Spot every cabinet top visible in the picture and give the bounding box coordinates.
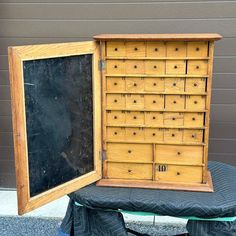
[94,34,222,41]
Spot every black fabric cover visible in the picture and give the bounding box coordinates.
[60,161,236,235]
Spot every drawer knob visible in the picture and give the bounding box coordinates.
[192,117,196,121]
[134,47,138,51]
[128,150,132,153]
[153,83,157,86]
[133,100,137,103]
[114,48,118,51]
[114,116,117,119]
[172,117,176,120]
[194,101,198,104]
[155,48,159,52]
[177,172,180,175]
[128,169,132,173]
[153,116,156,120]
[173,83,177,86]
[173,100,177,104]
[196,47,200,51]
[152,133,156,136]
[196,66,199,69]
[134,83,137,87]
[174,65,178,69]
[175,48,179,51]
[114,82,117,86]
[114,99,118,103]
[153,100,156,104]
[134,65,137,69]
[172,133,175,137]
[114,65,118,68]
[177,151,181,155]
[153,65,157,69]
[133,132,137,135]
[114,132,117,135]
[194,83,198,87]
[192,134,196,138]
[133,116,137,119]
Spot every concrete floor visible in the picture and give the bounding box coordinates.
[0,190,187,235]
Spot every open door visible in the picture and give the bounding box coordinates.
[8,41,102,215]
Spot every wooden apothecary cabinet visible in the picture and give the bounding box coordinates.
[9,34,222,214]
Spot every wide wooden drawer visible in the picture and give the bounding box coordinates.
[155,164,203,183]
[107,162,153,180]
[106,143,153,162]
[155,145,203,165]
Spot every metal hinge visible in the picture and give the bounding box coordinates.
[98,59,106,71]
[100,150,106,161]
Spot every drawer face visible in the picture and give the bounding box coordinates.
[107,94,126,109]
[126,128,144,141]
[146,42,166,57]
[165,78,185,92]
[165,95,185,110]
[187,42,208,57]
[145,128,163,142]
[126,95,144,109]
[107,163,153,180]
[163,112,184,126]
[155,165,202,183]
[107,111,126,125]
[126,60,145,74]
[186,96,206,110]
[107,60,125,74]
[126,42,146,57]
[126,77,144,92]
[183,129,203,143]
[145,60,165,74]
[164,129,183,142]
[106,77,125,91]
[126,111,144,125]
[187,60,208,75]
[185,78,206,93]
[166,60,186,75]
[184,113,204,127]
[107,127,125,140]
[107,143,153,162]
[145,112,163,126]
[166,42,187,57]
[144,78,165,92]
[155,145,203,165]
[107,41,126,57]
[145,95,164,109]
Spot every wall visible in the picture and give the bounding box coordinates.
[0,0,236,188]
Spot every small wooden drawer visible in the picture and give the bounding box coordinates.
[145,128,163,142]
[126,60,144,74]
[155,164,202,183]
[166,42,187,57]
[164,129,183,142]
[186,96,206,110]
[185,78,206,93]
[126,94,144,109]
[165,95,185,110]
[145,60,165,75]
[106,77,125,91]
[163,112,184,126]
[146,42,166,57]
[145,112,164,126]
[187,60,208,75]
[107,110,126,125]
[107,163,153,180]
[106,41,126,57]
[106,60,125,74]
[183,129,203,143]
[144,78,165,92]
[187,42,208,57]
[144,95,164,109]
[107,94,125,109]
[166,60,186,75]
[126,111,144,125]
[125,128,144,141]
[107,127,125,140]
[126,42,146,57]
[155,145,203,165]
[106,143,153,162]
[184,113,204,127]
[126,77,144,92]
[165,78,185,92]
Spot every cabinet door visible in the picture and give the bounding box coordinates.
[9,41,102,214]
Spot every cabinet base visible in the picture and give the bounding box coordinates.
[96,171,214,192]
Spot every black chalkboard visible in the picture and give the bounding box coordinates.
[23,54,94,197]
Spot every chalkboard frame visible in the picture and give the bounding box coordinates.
[8,41,102,215]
